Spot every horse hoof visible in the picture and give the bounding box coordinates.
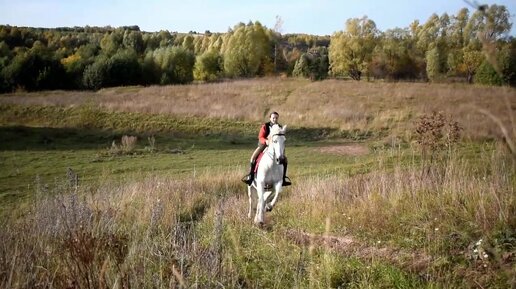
[265,204,273,212]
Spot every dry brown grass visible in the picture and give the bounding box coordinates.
[1,78,514,141]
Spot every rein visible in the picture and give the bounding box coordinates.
[265,133,285,160]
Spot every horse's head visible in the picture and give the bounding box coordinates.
[269,124,287,165]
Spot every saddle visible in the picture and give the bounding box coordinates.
[254,152,265,173]
[253,152,275,190]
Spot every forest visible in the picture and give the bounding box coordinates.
[0,4,514,92]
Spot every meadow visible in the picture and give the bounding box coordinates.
[0,78,514,288]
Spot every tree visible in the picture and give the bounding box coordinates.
[416,14,440,52]
[123,30,144,54]
[292,54,310,78]
[473,5,512,78]
[193,50,223,82]
[83,55,110,89]
[273,15,284,73]
[2,44,65,91]
[450,8,469,48]
[107,49,141,87]
[461,47,484,83]
[100,30,123,56]
[426,47,442,81]
[329,17,378,80]
[142,51,160,84]
[223,21,272,77]
[498,41,516,86]
[478,5,512,42]
[292,47,328,80]
[474,59,503,85]
[182,35,194,52]
[150,46,195,84]
[370,28,419,80]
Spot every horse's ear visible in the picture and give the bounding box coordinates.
[282,125,287,132]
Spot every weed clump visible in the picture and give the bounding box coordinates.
[109,135,138,155]
[414,111,462,175]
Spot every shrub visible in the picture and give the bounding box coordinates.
[474,60,504,86]
[414,111,462,175]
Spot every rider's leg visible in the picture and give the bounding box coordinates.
[283,157,291,186]
[242,143,266,185]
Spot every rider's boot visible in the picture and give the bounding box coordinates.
[282,161,292,186]
[242,161,256,185]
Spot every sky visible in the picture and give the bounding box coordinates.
[1,0,515,36]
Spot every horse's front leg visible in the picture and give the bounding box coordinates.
[266,182,283,212]
[247,185,253,219]
[254,183,265,225]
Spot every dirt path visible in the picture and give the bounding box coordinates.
[284,229,433,274]
[316,144,369,156]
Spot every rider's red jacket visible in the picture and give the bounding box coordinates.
[258,123,268,145]
[259,121,282,145]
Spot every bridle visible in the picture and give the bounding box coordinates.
[266,133,286,164]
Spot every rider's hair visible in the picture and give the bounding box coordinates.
[270,111,279,117]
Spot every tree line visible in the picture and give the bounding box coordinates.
[0,5,514,92]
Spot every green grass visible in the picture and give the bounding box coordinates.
[0,103,376,198]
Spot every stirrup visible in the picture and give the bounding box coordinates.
[241,174,253,185]
[282,176,292,186]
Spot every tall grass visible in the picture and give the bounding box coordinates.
[1,78,514,288]
[1,79,514,141]
[1,144,513,288]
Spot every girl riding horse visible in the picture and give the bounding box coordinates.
[242,111,291,186]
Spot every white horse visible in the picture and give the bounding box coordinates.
[247,124,287,225]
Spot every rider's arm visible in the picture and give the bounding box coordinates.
[258,124,268,145]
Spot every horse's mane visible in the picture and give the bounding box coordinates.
[270,124,283,136]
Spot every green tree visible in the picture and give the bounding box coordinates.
[292,54,310,78]
[461,47,484,83]
[329,17,379,80]
[107,48,142,86]
[498,41,516,86]
[426,47,442,81]
[100,30,123,56]
[182,35,195,52]
[82,55,110,89]
[142,51,160,84]
[474,59,503,85]
[123,30,144,54]
[292,47,328,80]
[223,21,271,77]
[193,50,223,82]
[2,44,65,91]
[151,46,195,84]
[416,14,440,52]
[370,28,419,80]
[60,43,98,89]
[450,8,469,48]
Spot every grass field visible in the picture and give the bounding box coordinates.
[0,78,515,288]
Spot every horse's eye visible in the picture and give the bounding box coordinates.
[274,140,277,143]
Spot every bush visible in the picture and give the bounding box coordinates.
[107,49,142,87]
[82,55,110,90]
[193,50,223,82]
[474,60,504,86]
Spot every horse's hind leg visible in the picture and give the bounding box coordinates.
[264,190,273,211]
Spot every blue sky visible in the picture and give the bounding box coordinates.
[1,0,515,36]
